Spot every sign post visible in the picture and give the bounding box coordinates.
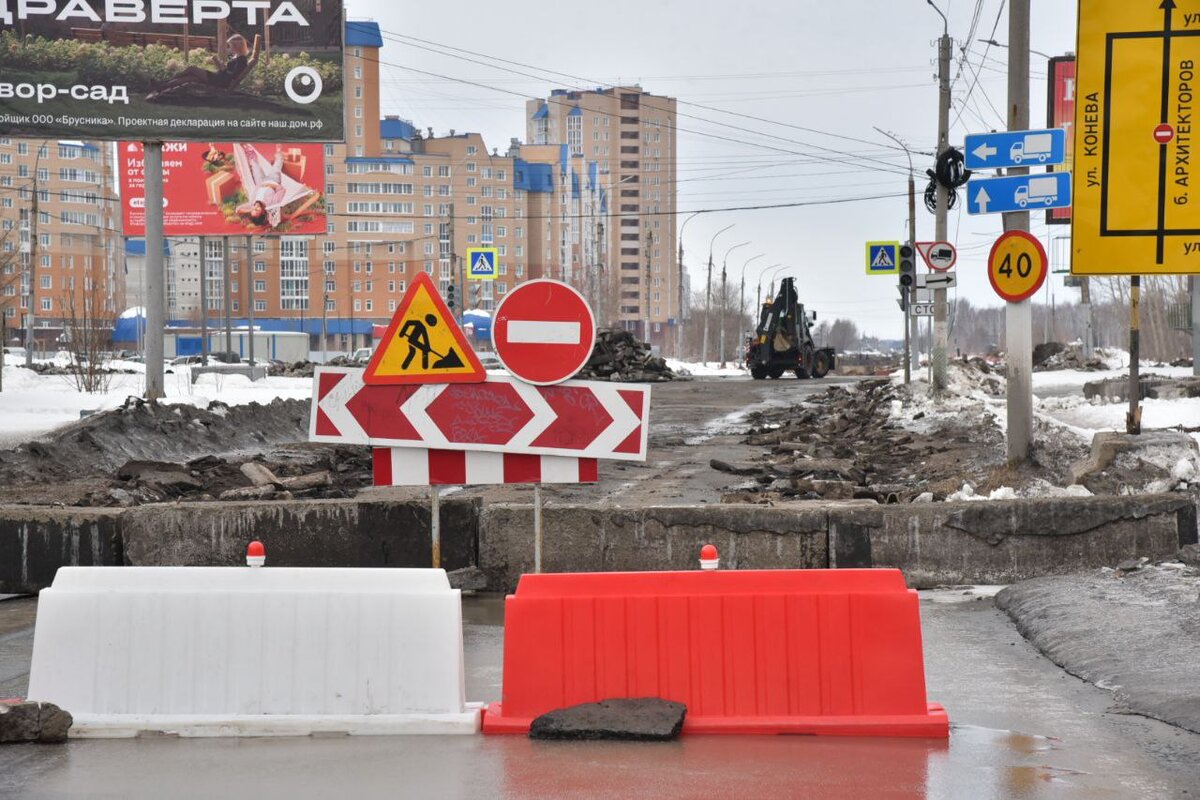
[144,143,165,400]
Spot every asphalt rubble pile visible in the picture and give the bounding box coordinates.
[713,363,1083,504]
[0,396,374,507]
[576,328,679,382]
[269,354,356,378]
[1033,342,1108,372]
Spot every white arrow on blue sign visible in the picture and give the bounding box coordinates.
[967,172,1072,216]
[964,128,1067,170]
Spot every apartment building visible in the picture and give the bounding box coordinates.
[0,139,119,351]
[526,86,678,347]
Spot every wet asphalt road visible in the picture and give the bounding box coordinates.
[1,590,1198,799]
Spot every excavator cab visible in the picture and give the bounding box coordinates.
[745,277,835,380]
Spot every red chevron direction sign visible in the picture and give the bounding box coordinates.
[309,367,650,461]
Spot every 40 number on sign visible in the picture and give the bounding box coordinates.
[987,231,1047,303]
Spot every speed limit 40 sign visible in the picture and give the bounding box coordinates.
[988,231,1047,302]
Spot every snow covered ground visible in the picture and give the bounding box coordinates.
[666,359,748,378]
[0,361,312,446]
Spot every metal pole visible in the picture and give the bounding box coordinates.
[1128,275,1142,434]
[430,486,441,569]
[932,22,952,393]
[719,241,749,368]
[677,213,701,359]
[644,227,652,345]
[223,237,232,356]
[199,236,209,365]
[906,173,917,384]
[1191,276,1200,376]
[703,224,734,365]
[1003,0,1034,463]
[245,235,255,369]
[1081,278,1094,360]
[144,142,166,400]
[533,483,543,574]
[25,165,38,368]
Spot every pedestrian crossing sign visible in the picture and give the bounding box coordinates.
[866,241,900,275]
[364,272,486,385]
[466,247,498,281]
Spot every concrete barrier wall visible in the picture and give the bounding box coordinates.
[1,494,1194,593]
[828,495,1196,587]
[121,498,479,572]
[479,503,833,591]
[0,506,124,594]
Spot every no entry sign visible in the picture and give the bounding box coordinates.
[492,280,596,386]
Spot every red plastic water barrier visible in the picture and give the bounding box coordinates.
[482,569,948,737]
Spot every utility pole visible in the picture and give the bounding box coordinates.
[738,253,765,363]
[199,236,209,365]
[245,235,255,368]
[1004,0,1035,461]
[1191,277,1200,377]
[719,240,749,368]
[677,212,701,359]
[875,127,917,384]
[223,237,232,356]
[644,226,652,346]
[25,169,38,367]
[703,224,734,364]
[144,142,166,400]
[930,1,952,393]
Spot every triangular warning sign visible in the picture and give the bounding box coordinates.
[473,254,491,272]
[871,247,895,268]
[363,272,485,385]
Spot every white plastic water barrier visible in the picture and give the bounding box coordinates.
[26,567,480,737]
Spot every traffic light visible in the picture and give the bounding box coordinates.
[898,242,916,288]
[446,284,456,310]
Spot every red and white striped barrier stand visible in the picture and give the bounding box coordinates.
[372,448,598,487]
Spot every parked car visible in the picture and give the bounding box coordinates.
[3,346,27,360]
[352,347,374,364]
[476,352,504,371]
[171,355,203,365]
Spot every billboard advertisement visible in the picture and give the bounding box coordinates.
[120,141,326,235]
[0,0,344,141]
[1047,55,1076,225]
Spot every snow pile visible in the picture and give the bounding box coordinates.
[0,361,313,446]
[665,359,746,377]
[947,480,1093,502]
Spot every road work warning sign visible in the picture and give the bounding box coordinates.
[1073,0,1200,274]
[363,272,485,385]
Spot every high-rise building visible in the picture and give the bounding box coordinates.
[525,87,678,347]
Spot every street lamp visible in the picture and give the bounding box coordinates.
[719,240,750,368]
[875,126,917,385]
[676,211,702,360]
[755,263,784,310]
[737,253,765,365]
[702,223,734,364]
[978,38,1054,61]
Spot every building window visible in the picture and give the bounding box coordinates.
[279,237,309,310]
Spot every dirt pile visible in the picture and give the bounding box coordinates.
[269,356,356,378]
[1034,342,1108,372]
[0,396,374,506]
[578,328,678,382]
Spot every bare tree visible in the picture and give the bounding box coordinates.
[0,227,24,392]
[58,264,116,394]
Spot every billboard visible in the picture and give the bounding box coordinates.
[1047,55,1075,225]
[120,141,325,235]
[0,0,344,141]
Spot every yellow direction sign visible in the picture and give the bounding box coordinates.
[1073,0,1200,274]
[363,272,485,385]
[989,231,1048,302]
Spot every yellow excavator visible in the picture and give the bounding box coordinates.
[745,277,835,380]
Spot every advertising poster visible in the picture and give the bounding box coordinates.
[1047,55,1075,225]
[120,140,326,235]
[0,0,344,141]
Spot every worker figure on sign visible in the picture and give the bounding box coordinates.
[400,314,439,370]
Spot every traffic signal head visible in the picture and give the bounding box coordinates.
[898,243,915,287]
[446,284,456,309]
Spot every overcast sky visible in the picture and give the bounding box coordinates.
[349,0,1078,339]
